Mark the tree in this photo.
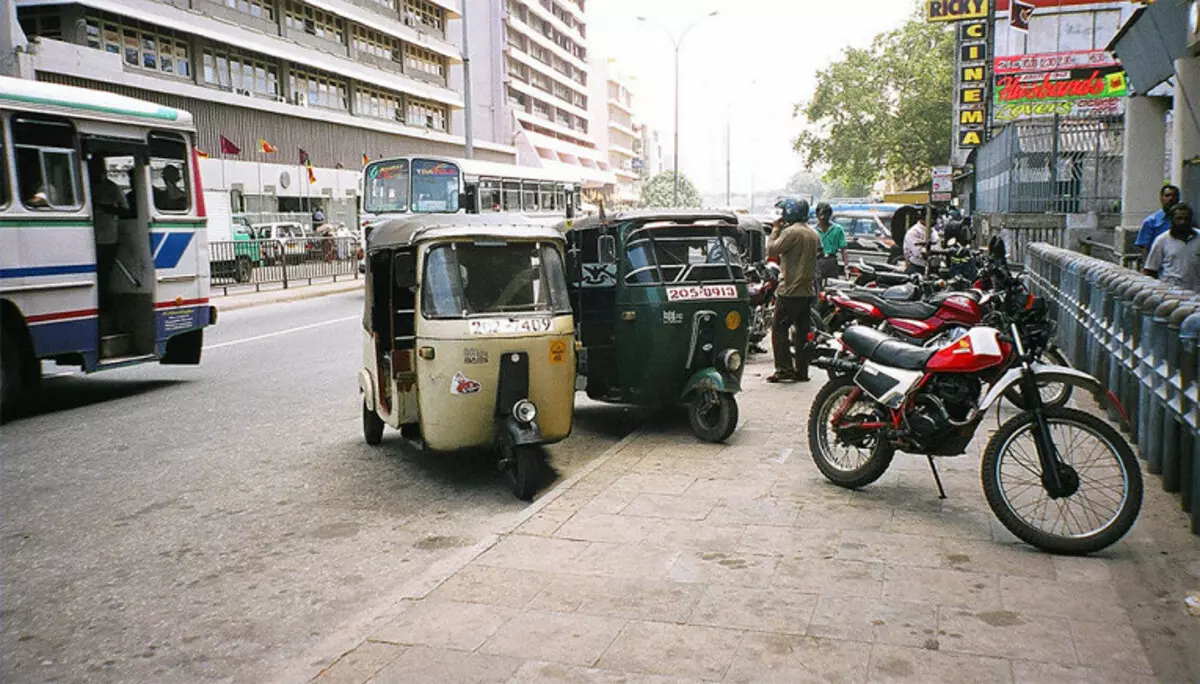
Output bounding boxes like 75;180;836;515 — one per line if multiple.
640;170;702;208
793;3;954;191
784;171;825;200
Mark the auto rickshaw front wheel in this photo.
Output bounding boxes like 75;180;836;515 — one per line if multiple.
687;390;739;443
500;440;542;501
362;401;385;446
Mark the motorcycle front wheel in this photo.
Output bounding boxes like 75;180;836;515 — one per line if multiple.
808;377;895;489
981;407;1142;555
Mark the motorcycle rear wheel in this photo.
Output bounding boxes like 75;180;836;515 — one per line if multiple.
808;377;895;489
981;407;1142;555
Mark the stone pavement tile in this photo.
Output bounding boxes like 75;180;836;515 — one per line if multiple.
937;607;1076;664
527;574;705;622
478;610;625;667
682;476;775;502
426;565;555;609
769;476;857;506
596;620;743;681
553;514;659;544
998;575;1127;623
609;472;697;495
773;557;885;598
883;566;1002;609
1068;618;1154;675
667;550;779;587
938;539;1057;580
643;519;746;553
707;498;799;527
367;645;521;684
619;493;716;521
475;535;590;573
737;524;839;558
722;428;775;447
888;504;995;541
515;510;572;537
1009;661;1159;684
723;633;869;683
806;596;938;650
566;542;682;580
835;530;945;568
574;488;638;517
314;641;405;684
686;583;817;635
1051;555;1113;583
508;660;702;684
867;644;1013;684
793;503;894;531
371;600;517;651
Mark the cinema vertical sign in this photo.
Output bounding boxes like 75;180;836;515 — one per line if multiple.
929;0;992;166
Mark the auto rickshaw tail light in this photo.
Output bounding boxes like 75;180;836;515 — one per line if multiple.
418;346;435;360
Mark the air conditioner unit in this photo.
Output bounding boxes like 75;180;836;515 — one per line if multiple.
394;110;405;123
293;92;309;107
392;51;404;63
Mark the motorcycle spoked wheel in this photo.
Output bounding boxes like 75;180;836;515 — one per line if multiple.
808;377;895;489
981;407;1142;555
1002;346;1074;410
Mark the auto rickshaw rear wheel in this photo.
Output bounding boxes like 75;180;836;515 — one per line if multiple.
687;390;738;443
501;440;542;501
362;401;384;445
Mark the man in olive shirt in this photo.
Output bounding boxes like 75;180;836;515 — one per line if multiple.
767;198;820;383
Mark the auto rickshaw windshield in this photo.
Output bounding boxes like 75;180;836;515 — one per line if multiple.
422;241;572;318
625;225;745;285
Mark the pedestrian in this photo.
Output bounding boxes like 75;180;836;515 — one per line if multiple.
903;208;940;275
1142;202;1200;291
766;198;820;383
813;202;847;293
1135;184;1181;259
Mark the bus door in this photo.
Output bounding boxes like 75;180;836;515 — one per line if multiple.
80;136;155;360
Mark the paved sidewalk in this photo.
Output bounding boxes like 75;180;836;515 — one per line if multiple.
213;277;362;312
296;353;1200;683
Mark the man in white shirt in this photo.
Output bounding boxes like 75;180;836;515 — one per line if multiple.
903;211;940;275
1143;203;1200;291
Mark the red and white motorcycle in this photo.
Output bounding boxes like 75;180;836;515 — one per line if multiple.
809;315;1142;555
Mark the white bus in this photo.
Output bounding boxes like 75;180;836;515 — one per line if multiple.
360;155;583;225
0;76;216;413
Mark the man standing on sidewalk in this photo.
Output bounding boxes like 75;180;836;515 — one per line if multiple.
813;202;847;293
767;198;820;384
1143;203;1200;291
1135;184;1181;260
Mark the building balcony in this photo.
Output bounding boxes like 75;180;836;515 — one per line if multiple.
607;118;636;139
609;143;635;159
505;13;588;74
514;108;589;143
525;0;586;47
607;96;633;116
505;47;587;104
303;0;461;59
506;78;588;119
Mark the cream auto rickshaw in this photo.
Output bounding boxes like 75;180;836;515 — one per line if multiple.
359;214;576;499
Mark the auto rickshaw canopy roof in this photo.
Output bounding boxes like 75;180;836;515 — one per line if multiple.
367;213;566;253
561;209;761;235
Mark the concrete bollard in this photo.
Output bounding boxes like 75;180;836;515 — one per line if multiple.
1164;301;1200;494
1181;311;1200;528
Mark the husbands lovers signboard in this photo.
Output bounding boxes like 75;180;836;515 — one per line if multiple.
993;50;1128;122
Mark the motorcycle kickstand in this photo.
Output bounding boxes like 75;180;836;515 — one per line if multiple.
926;456;948;500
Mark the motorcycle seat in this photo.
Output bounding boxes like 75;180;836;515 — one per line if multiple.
854;295;940;320
842;326;936;371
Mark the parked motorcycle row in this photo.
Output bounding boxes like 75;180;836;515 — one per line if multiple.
740;230;1143;556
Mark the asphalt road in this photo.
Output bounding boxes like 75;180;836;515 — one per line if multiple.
1;290;643;683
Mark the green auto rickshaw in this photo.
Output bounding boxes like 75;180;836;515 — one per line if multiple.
561;210;751;442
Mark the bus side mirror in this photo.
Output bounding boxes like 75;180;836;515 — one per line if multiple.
394;251;417;289
598;235;616;264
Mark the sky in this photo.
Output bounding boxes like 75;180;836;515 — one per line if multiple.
587;0;922;196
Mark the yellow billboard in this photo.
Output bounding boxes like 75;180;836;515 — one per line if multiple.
927;0;990;22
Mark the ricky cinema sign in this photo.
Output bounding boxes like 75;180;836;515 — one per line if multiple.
927;0;989;22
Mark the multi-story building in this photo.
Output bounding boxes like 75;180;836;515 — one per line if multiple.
457;0;613;195
10;0;516;225
599;62;639;206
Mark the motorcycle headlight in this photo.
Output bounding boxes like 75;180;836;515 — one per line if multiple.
512;399;538;424
719;349;743;373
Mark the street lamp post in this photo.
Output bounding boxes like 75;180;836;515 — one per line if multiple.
637;11;718;208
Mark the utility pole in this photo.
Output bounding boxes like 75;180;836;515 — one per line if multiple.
725;114;731;207
461;0;474;159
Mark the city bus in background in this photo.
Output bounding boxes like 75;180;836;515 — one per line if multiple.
0;76;216;414
360;155;583;226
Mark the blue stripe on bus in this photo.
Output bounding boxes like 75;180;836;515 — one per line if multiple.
151;233;194;269
0;264;96;279
29;316;98;357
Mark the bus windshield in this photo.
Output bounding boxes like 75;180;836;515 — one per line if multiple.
411;159;460;213
363;160;410;214
422;242;571;318
624;224;745;285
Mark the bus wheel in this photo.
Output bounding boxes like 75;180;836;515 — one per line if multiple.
235;256;253;283
1;328;35;421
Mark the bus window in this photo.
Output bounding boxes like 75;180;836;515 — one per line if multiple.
539;182;554;212
479;179;501;211
13;117;79;210
411;159;459;212
521;181;538;211
364;160;409;213
502;181;520;211
149;133;190;212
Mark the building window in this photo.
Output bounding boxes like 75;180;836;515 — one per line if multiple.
406;98;446;131
285;2;344;42
404;45;446;80
84;15;190;78
506;26;525;49
403;0;443;32
289;68;348;110
363;0;395;12
529;43;550;65
506;86;528;109
203;47;278;96
530;70;551;93
17;6;62;40
532;99;550;120
507;59;529;82
205;0;275;21
352;26;399;61
355;85;403;122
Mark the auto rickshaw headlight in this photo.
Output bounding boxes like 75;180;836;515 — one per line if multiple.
719;349;743;373
513;399;538;424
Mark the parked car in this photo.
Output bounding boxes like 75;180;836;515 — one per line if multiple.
254;222;309;265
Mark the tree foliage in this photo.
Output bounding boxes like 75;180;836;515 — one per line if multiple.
640;170;702;208
793;5;954;191
784;171;825;199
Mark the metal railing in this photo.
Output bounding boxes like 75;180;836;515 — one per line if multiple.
976;116;1123;214
209;236;362;295
1025;242;1200;534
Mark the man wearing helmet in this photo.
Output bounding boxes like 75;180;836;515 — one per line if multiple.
766;198;820;383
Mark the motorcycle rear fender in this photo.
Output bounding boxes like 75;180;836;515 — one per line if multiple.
681;367;739;398
977;363;1128;423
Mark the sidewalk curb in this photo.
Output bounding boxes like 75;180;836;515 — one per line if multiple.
275;427;646;684
214;279;363;313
